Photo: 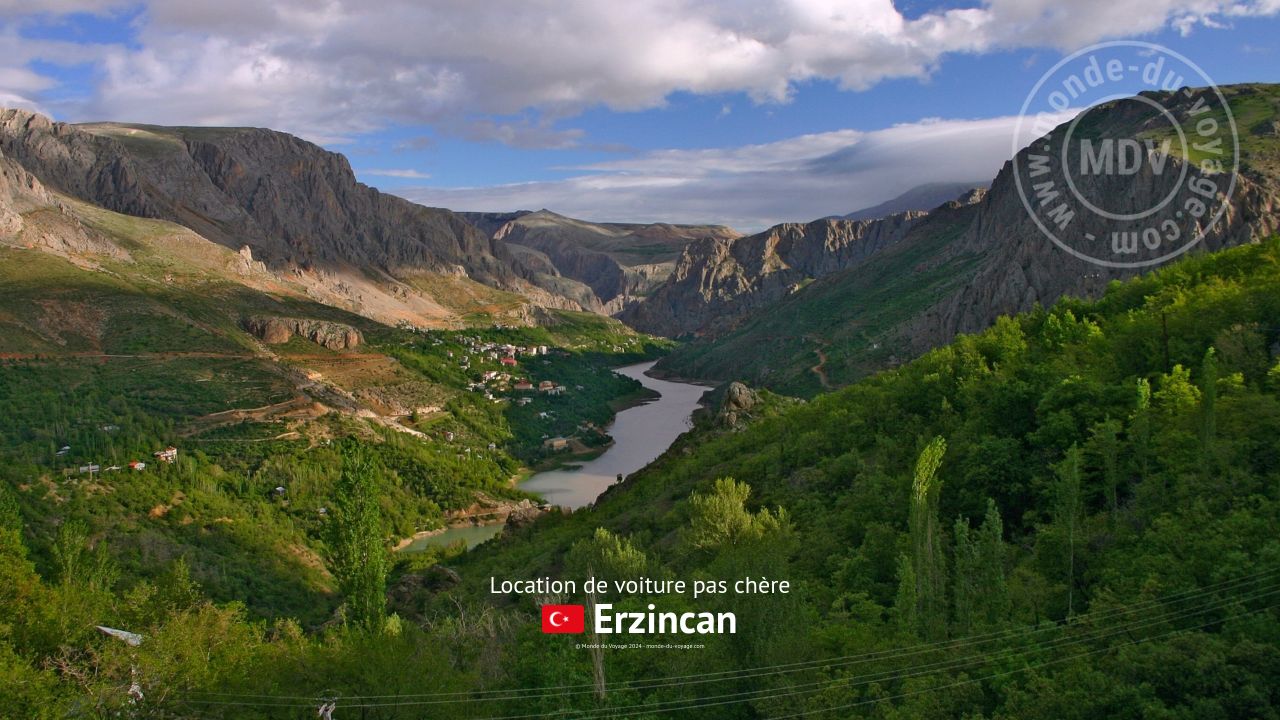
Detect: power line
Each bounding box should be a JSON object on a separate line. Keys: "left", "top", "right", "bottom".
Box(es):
{"left": 184, "top": 564, "right": 1279, "bottom": 703}
{"left": 178, "top": 578, "right": 1279, "bottom": 717}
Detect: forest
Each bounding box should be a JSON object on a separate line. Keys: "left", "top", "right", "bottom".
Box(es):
{"left": 3, "top": 237, "right": 1280, "bottom": 718}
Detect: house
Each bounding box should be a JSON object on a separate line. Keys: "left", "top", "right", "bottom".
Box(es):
{"left": 545, "top": 386, "right": 564, "bottom": 396}
{"left": 514, "top": 380, "right": 533, "bottom": 391}
{"left": 537, "top": 345, "right": 549, "bottom": 355}
{"left": 500, "top": 356, "right": 517, "bottom": 367}
{"left": 154, "top": 447, "right": 178, "bottom": 463}
{"left": 516, "top": 397, "right": 532, "bottom": 406}
{"left": 79, "top": 464, "right": 101, "bottom": 475}
{"left": 543, "top": 437, "right": 570, "bottom": 452}
{"left": 56, "top": 446, "right": 70, "bottom": 456}
{"left": 538, "top": 380, "right": 555, "bottom": 391}
{"left": 128, "top": 461, "right": 146, "bottom": 471}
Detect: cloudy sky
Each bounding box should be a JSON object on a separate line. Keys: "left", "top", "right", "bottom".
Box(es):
{"left": 2, "top": 1, "right": 1278, "bottom": 229}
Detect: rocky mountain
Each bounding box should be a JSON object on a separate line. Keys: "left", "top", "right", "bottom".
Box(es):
{"left": 0, "top": 110, "right": 587, "bottom": 327}
{"left": 618, "top": 206, "right": 937, "bottom": 338}
{"left": 651, "top": 84, "right": 1280, "bottom": 395}
{"left": 838, "top": 181, "right": 987, "bottom": 221}
{"left": 463, "top": 209, "right": 740, "bottom": 313}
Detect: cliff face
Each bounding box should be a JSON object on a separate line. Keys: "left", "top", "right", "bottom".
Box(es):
{"left": 0, "top": 147, "right": 122, "bottom": 258}
{"left": 652, "top": 84, "right": 1280, "bottom": 395}
{"left": 467, "top": 209, "right": 740, "bottom": 312}
{"left": 244, "top": 316, "right": 363, "bottom": 350}
{"left": 0, "top": 110, "right": 518, "bottom": 286}
{"left": 620, "top": 210, "right": 927, "bottom": 338}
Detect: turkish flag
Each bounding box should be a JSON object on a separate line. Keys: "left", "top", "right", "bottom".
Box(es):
{"left": 541, "top": 604, "right": 586, "bottom": 634}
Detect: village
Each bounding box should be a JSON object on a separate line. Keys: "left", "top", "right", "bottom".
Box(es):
{"left": 60, "top": 444, "right": 179, "bottom": 480}
{"left": 389, "top": 328, "right": 626, "bottom": 462}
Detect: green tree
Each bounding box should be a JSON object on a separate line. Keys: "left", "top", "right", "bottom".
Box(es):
{"left": 910, "top": 436, "right": 948, "bottom": 639}
{"left": 1052, "top": 445, "right": 1084, "bottom": 616}
{"left": 952, "top": 499, "right": 1008, "bottom": 634}
{"left": 1088, "top": 419, "right": 1123, "bottom": 524}
{"left": 328, "top": 450, "right": 389, "bottom": 632}
{"left": 684, "top": 477, "right": 789, "bottom": 550}
{"left": 1199, "top": 346, "right": 1218, "bottom": 476}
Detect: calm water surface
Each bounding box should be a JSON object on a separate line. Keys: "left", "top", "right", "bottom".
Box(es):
{"left": 520, "top": 361, "right": 709, "bottom": 509}
{"left": 404, "top": 361, "right": 707, "bottom": 551}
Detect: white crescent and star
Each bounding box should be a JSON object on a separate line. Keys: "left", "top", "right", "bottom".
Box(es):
{"left": 549, "top": 611, "right": 567, "bottom": 627}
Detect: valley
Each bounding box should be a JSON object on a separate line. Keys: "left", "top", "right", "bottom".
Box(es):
{"left": 0, "top": 39, "right": 1278, "bottom": 720}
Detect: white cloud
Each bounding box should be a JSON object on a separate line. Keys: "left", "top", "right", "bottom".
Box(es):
{"left": 357, "top": 168, "right": 431, "bottom": 179}
{"left": 397, "top": 111, "right": 1075, "bottom": 230}
{"left": 3, "top": 0, "right": 1275, "bottom": 143}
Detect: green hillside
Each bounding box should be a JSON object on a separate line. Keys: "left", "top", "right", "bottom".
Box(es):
{"left": 656, "top": 84, "right": 1280, "bottom": 399}
{"left": 4, "top": 229, "right": 1279, "bottom": 717}
{"left": 0, "top": 193, "right": 670, "bottom": 626}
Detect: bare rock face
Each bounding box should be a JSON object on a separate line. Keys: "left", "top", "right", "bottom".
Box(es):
{"left": 0, "top": 109, "right": 521, "bottom": 289}
{"left": 476, "top": 209, "right": 741, "bottom": 310}
{"left": 244, "top": 316, "right": 363, "bottom": 350}
{"left": 504, "top": 505, "right": 546, "bottom": 532}
{"left": 717, "top": 381, "right": 759, "bottom": 428}
{"left": 620, "top": 211, "right": 924, "bottom": 338}
{"left": 0, "top": 147, "right": 123, "bottom": 258}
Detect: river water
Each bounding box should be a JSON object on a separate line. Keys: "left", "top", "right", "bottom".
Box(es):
{"left": 401, "top": 361, "right": 708, "bottom": 552}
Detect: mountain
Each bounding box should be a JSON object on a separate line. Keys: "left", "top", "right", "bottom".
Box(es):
{"left": 463, "top": 209, "right": 741, "bottom": 313}
{"left": 650, "top": 83, "right": 1280, "bottom": 395}
{"left": 617, "top": 207, "right": 939, "bottom": 337}
{"left": 838, "top": 180, "right": 987, "bottom": 221}
{"left": 0, "top": 110, "right": 595, "bottom": 327}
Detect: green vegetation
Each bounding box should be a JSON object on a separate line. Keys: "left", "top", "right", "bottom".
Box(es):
{"left": 659, "top": 215, "right": 980, "bottom": 396}
{"left": 4, "top": 228, "right": 1280, "bottom": 716}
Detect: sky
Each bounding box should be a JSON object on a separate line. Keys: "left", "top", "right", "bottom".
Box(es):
{"left": 1, "top": 1, "right": 1278, "bottom": 231}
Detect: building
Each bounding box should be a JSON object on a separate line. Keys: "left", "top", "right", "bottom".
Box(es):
{"left": 500, "top": 356, "right": 518, "bottom": 367}
{"left": 514, "top": 380, "right": 534, "bottom": 391}
{"left": 153, "top": 447, "right": 178, "bottom": 463}
{"left": 128, "top": 461, "right": 146, "bottom": 471}
{"left": 543, "top": 437, "right": 570, "bottom": 452}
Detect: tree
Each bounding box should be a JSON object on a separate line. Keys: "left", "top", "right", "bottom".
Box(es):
{"left": 684, "top": 477, "right": 788, "bottom": 550}
{"left": 1199, "top": 346, "right": 1218, "bottom": 476}
{"left": 952, "top": 499, "right": 1008, "bottom": 634}
{"left": 1052, "top": 445, "right": 1084, "bottom": 616}
{"left": 328, "top": 450, "right": 389, "bottom": 633}
{"left": 910, "top": 436, "right": 948, "bottom": 639}
{"left": 1088, "top": 419, "right": 1123, "bottom": 524}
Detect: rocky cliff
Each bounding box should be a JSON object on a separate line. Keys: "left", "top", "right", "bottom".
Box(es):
{"left": 652, "top": 84, "right": 1280, "bottom": 395}
{"left": 620, "top": 210, "right": 927, "bottom": 338}
{"left": 0, "top": 109, "right": 521, "bottom": 288}
{"left": 465, "top": 209, "right": 740, "bottom": 312}
{"left": 243, "top": 316, "right": 364, "bottom": 350}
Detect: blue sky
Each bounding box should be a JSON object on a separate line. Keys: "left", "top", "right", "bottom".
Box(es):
{"left": 1, "top": 1, "right": 1278, "bottom": 229}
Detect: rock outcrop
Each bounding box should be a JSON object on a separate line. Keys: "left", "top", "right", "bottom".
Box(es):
{"left": 470, "top": 209, "right": 741, "bottom": 311}
{"left": 620, "top": 210, "right": 926, "bottom": 338}
{"left": 244, "top": 317, "right": 363, "bottom": 350}
{"left": 0, "top": 109, "right": 520, "bottom": 288}
{"left": 651, "top": 84, "right": 1280, "bottom": 395}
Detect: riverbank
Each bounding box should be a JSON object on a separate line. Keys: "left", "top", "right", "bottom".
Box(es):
{"left": 399, "top": 361, "right": 710, "bottom": 552}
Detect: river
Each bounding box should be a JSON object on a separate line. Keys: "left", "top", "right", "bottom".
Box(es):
{"left": 400, "top": 361, "right": 708, "bottom": 552}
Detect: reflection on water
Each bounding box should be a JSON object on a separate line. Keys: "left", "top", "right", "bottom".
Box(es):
{"left": 520, "top": 361, "right": 708, "bottom": 509}
{"left": 403, "top": 361, "right": 708, "bottom": 553}
{"left": 400, "top": 524, "right": 504, "bottom": 552}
